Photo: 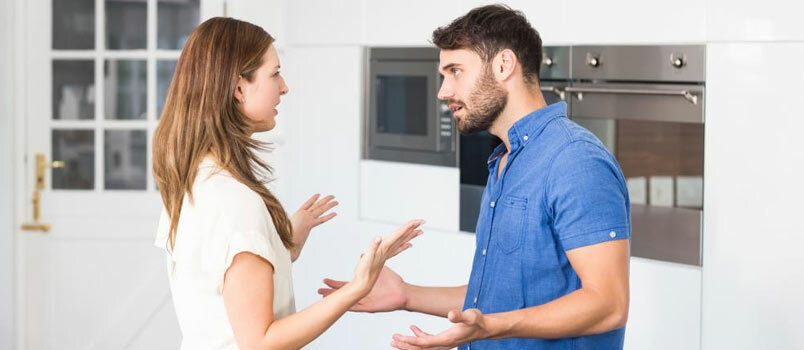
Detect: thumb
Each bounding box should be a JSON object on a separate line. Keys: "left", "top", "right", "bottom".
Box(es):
{"left": 362, "top": 237, "right": 382, "bottom": 262}
{"left": 449, "top": 309, "right": 480, "bottom": 325}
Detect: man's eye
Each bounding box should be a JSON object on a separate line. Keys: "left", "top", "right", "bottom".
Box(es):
{"left": 451, "top": 68, "right": 461, "bottom": 76}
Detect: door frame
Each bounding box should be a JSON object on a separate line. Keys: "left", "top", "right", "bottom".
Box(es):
{"left": 3, "top": 0, "right": 27, "bottom": 348}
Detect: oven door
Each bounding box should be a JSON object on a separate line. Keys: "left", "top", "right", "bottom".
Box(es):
{"left": 568, "top": 82, "right": 705, "bottom": 266}
{"left": 369, "top": 60, "right": 440, "bottom": 152}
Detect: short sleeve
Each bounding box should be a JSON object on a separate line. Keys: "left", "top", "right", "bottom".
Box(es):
{"left": 546, "top": 141, "right": 631, "bottom": 251}
{"left": 218, "top": 229, "right": 281, "bottom": 294}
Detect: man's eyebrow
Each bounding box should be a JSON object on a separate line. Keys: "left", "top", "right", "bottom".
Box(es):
{"left": 439, "top": 63, "right": 460, "bottom": 72}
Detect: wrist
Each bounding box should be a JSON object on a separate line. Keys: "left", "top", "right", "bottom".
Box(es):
{"left": 479, "top": 312, "right": 507, "bottom": 340}
{"left": 342, "top": 280, "right": 370, "bottom": 301}
{"left": 401, "top": 282, "right": 415, "bottom": 311}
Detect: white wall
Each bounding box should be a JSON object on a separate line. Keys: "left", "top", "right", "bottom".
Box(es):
{"left": 240, "top": 0, "right": 804, "bottom": 348}
{"left": 0, "top": 0, "right": 16, "bottom": 348}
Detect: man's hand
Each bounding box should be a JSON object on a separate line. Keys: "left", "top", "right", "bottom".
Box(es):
{"left": 318, "top": 266, "right": 408, "bottom": 313}
{"left": 290, "top": 194, "right": 338, "bottom": 261}
{"left": 390, "top": 309, "right": 490, "bottom": 349}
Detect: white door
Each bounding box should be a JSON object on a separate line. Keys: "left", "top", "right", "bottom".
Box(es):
{"left": 16, "top": 0, "right": 224, "bottom": 348}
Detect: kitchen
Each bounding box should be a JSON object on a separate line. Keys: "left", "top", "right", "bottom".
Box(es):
{"left": 1, "top": 0, "right": 803, "bottom": 349}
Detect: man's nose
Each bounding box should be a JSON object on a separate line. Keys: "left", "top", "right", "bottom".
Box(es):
{"left": 437, "top": 82, "right": 452, "bottom": 101}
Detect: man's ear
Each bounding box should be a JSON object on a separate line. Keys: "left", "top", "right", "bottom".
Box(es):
{"left": 493, "top": 49, "right": 518, "bottom": 82}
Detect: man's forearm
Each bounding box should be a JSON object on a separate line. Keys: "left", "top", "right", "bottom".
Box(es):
{"left": 483, "top": 287, "right": 628, "bottom": 340}
{"left": 403, "top": 285, "right": 467, "bottom": 317}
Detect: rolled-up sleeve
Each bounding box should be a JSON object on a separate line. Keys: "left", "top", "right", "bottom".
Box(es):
{"left": 545, "top": 140, "right": 631, "bottom": 251}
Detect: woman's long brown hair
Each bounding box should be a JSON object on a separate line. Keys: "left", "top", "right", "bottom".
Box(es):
{"left": 153, "top": 17, "right": 293, "bottom": 252}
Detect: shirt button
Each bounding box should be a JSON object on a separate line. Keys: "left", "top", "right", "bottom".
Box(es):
{"left": 482, "top": 249, "right": 487, "bottom": 255}
{"left": 490, "top": 201, "right": 496, "bottom": 208}
{"left": 523, "top": 135, "right": 529, "bottom": 141}
{"left": 609, "top": 231, "right": 617, "bottom": 238}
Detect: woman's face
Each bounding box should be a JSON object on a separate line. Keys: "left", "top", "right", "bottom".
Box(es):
{"left": 236, "top": 44, "right": 288, "bottom": 133}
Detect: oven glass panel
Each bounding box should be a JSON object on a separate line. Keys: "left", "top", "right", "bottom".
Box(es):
{"left": 574, "top": 117, "right": 704, "bottom": 209}
{"left": 376, "top": 75, "right": 428, "bottom": 136}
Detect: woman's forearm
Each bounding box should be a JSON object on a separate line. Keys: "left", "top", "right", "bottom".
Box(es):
{"left": 259, "top": 282, "right": 364, "bottom": 350}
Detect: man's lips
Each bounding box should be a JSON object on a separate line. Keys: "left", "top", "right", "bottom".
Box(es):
{"left": 448, "top": 104, "right": 464, "bottom": 113}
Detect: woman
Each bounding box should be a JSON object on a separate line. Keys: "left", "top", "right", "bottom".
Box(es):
{"left": 153, "top": 17, "right": 423, "bottom": 349}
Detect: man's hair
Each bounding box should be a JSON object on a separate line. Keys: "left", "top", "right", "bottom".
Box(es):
{"left": 431, "top": 4, "right": 543, "bottom": 84}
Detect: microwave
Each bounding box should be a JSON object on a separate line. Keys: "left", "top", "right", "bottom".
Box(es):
{"left": 363, "top": 47, "right": 457, "bottom": 167}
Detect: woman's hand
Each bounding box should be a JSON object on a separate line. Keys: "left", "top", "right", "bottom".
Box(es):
{"left": 290, "top": 194, "right": 338, "bottom": 262}
{"left": 349, "top": 220, "right": 424, "bottom": 297}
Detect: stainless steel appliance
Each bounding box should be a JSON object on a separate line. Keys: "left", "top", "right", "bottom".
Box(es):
{"left": 363, "top": 47, "right": 457, "bottom": 167}
{"left": 458, "top": 45, "right": 706, "bottom": 266}
{"left": 568, "top": 45, "right": 705, "bottom": 266}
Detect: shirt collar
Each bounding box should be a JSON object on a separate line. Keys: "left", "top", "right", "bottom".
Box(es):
{"left": 486, "top": 101, "right": 568, "bottom": 166}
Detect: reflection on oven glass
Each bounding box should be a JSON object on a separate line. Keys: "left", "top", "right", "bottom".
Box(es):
{"left": 574, "top": 117, "right": 704, "bottom": 209}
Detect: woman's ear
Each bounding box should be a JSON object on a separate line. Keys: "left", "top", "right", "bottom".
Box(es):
{"left": 234, "top": 76, "right": 246, "bottom": 103}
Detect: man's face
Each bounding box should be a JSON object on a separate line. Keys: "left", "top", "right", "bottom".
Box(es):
{"left": 437, "top": 49, "right": 508, "bottom": 135}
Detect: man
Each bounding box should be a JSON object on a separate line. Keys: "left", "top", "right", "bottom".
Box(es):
{"left": 319, "top": 5, "right": 631, "bottom": 349}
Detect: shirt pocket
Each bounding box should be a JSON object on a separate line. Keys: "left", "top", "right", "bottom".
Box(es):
{"left": 492, "top": 195, "right": 528, "bottom": 254}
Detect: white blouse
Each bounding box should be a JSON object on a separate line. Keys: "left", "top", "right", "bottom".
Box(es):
{"left": 154, "top": 156, "right": 296, "bottom": 350}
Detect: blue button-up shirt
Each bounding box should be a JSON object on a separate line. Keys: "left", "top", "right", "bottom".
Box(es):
{"left": 461, "top": 102, "right": 631, "bottom": 350}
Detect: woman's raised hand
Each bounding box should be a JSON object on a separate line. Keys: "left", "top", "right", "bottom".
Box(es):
{"left": 290, "top": 193, "right": 339, "bottom": 261}
{"left": 350, "top": 219, "right": 424, "bottom": 296}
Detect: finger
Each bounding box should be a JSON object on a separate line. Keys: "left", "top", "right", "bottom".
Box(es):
{"left": 448, "top": 309, "right": 478, "bottom": 325}
{"left": 384, "top": 228, "right": 423, "bottom": 256}
{"left": 314, "top": 212, "right": 337, "bottom": 226}
{"left": 311, "top": 195, "right": 336, "bottom": 211}
{"left": 317, "top": 288, "right": 335, "bottom": 297}
{"left": 387, "top": 243, "right": 412, "bottom": 259}
{"left": 362, "top": 237, "right": 382, "bottom": 263}
{"left": 322, "top": 278, "right": 347, "bottom": 288}
{"left": 392, "top": 334, "right": 429, "bottom": 347}
{"left": 382, "top": 221, "right": 424, "bottom": 253}
{"left": 390, "top": 340, "right": 420, "bottom": 350}
{"left": 447, "top": 310, "right": 460, "bottom": 323}
{"left": 410, "top": 325, "right": 432, "bottom": 337}
{"left": 312, "top": 200, "right": 339, "bottom": 217}
{"left": 302, "top": 194, "right": 320, "bottom": 210}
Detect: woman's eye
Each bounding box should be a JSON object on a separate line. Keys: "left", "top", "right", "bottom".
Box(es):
{"left": 272, "top": 71, "right": 280, "bottom": 77}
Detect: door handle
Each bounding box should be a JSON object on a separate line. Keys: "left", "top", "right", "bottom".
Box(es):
{"left": 21, "top": 153, "right": 63, "bottom": 233}
{"left": 540, "top": 86, "right": 566, "bottom": 100}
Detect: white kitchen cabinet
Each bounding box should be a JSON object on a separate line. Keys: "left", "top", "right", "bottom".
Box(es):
{"left": 625, "top": 258, "right": 702, "bottom": 350}
{"left": 360, "top": 160, "right": 460, "bottom": 232}
{"left": 280, "top": 46, "right": 364, "bottom": 213}
{"left": 707, "top": 0, "right": 804, "bottom": 42}
{"left": 285, "top": 0, "right": 364, "bottom": 46}
{"left": 702, "top": 43, "right": 804, "bottom": 349}
{"left": 565, "top": 0, "right": 706, "bottom": 44}
{"left": 225, "top": 0, "right": 285, "bottom": 49}
{"left": 365, "top": 0, "right": 464, "bottom": 46}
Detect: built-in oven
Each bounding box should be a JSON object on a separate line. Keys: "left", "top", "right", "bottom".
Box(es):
{"left": 363, "top": 47, "right": 457, "bottom": 167}
{"left": 459, "top": 46, "right": 570, "bottom": 232}
{"left": 458, "top": 45, "right": 706, "bottom": 266}
{"left": 568, "top": 45, "right": 705, "bottom": 266}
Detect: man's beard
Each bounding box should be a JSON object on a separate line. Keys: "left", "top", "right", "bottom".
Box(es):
{"left": 453, "top": 67, "right": 508, "bottom": 135}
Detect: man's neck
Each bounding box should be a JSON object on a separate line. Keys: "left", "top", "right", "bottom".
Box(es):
{"left": 489, "top": 89, "right": 548, "bottom": 153}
